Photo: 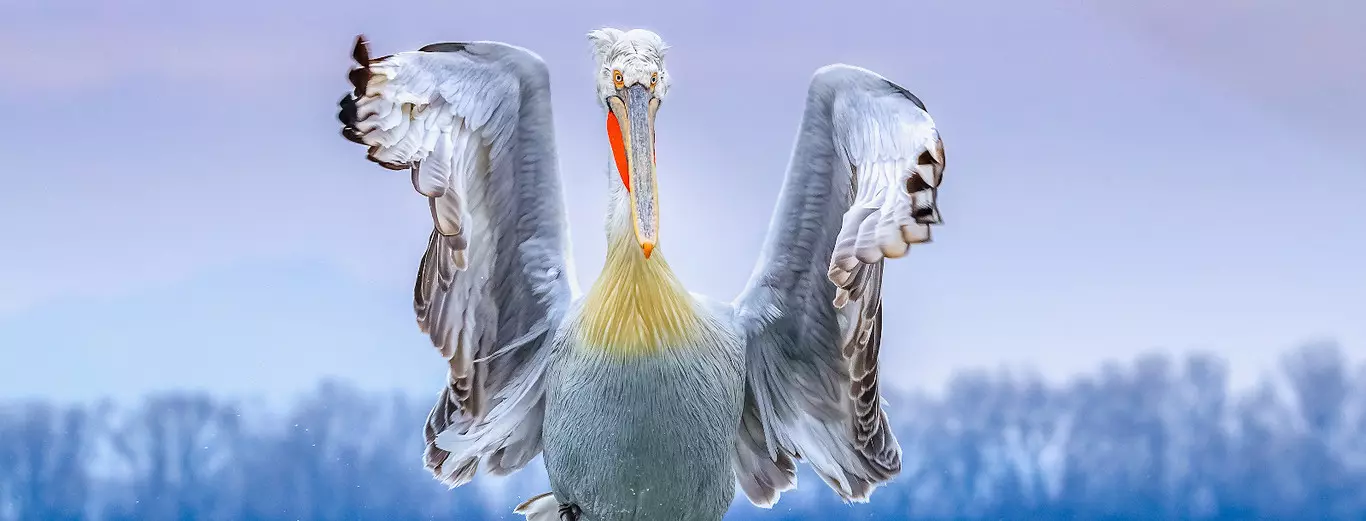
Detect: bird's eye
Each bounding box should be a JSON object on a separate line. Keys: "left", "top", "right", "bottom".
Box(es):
{"left": 613, "top": 70, "right": 624, "bottom": 87}
{"left": 650, "top": 73, "right": 658, "bottom": 86}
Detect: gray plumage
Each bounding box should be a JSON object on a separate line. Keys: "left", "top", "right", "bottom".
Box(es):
{"left": 337, "top": 28, "right": 946, "bottom": 521}
{"left": 543, "top": 299, "right": 745, "bottom": 521}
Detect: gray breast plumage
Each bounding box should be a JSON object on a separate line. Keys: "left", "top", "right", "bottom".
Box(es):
{"left": 541, "top": 301, "right": 746, "bottom": 521}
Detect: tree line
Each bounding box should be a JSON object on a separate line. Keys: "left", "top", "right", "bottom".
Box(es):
{"left": 1, "top": 342, "right": 1362, "bottom": 520}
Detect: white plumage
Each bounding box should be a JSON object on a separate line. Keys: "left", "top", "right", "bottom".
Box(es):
{"left": 337, "top": 28, "right": 947, "bottom": 521}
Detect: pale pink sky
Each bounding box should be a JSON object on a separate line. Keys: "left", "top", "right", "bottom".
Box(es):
{"left": 1, "top": 0, "right": 1362, "bottom": 401}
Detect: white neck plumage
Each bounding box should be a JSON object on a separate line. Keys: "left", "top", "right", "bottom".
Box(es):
{"left": 576, "top": 167, "right": 704, "bottom": 356}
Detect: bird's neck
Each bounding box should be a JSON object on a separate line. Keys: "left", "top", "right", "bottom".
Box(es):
{"left": 578, "top": 189, "right": 705, "bottom": 355}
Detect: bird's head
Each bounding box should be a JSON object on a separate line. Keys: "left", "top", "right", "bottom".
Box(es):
{"left": 589, "top": 28, "right": 671, "bottom": 107}
{"left": 588, "top": 27, "right": 669, "bottom": 259}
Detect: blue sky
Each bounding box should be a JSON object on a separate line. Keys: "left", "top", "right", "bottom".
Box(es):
{"left": 1, "top": 0, "right": 1362, "bottom": 402}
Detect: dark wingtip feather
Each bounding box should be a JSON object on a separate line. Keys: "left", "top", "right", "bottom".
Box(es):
{"left": 340, "top": 128, "right": 364, "bottom": 145}
{"left": 348, "top": 35, "right": 373, "bottom": 98}
{"left": 352, "top": 34, "right": 370, "bottom": 65}
{"left": 419, "top": 42, "right": 471, "bottom": 53}
{"left": 339, "top": 38, "right": 370, "bottom": 147}
{"left": 337, "top": 94, "right": 355, "bottom": 124}
{"left": 340, "top": 36, "right": 414, "bottom": 167}
{"left": 337, "top": 95, "right": 364, "bottom": 145}
{"left": 884, "top": 79, "right": 927, "bottom": 112}
{"left": 348, "top": 67, "right": 370, "bottom": 98}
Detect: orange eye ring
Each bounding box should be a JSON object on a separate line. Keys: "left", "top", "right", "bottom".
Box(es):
{"left": 650, "top": 72, "right": 658, "bottom": 87}
{"left": 612, "top": 70, "right": 624, "bottom": 88}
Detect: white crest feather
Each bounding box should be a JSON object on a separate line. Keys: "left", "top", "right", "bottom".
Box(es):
{"left": 587, "top": 27, "right": 672, "bottom": 102}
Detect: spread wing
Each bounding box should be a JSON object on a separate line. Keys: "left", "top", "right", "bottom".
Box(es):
{"left": 338, "top": 36, "right": 573, "bottom": 487}
{"left": 731, "top": 64, "right": 946, "bottom": 505}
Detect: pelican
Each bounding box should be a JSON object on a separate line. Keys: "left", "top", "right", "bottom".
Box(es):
{"left": 337, "top": 27, "right": 946, "bottom": 521}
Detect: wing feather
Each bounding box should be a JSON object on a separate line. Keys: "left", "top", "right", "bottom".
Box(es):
{"left": 732, "top": 64, "right": 946, "bottom": 505}
{"left": 338, "top": 36, "right": 572, "bottom": 487}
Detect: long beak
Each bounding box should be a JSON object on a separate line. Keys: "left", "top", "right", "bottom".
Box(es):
{"left": 607, "top": 84, "right": 660, "bottom": 259}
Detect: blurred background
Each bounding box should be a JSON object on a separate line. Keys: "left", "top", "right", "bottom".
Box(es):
{"left": 1, "top": 0, "right": 1363, "bottom": 519}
